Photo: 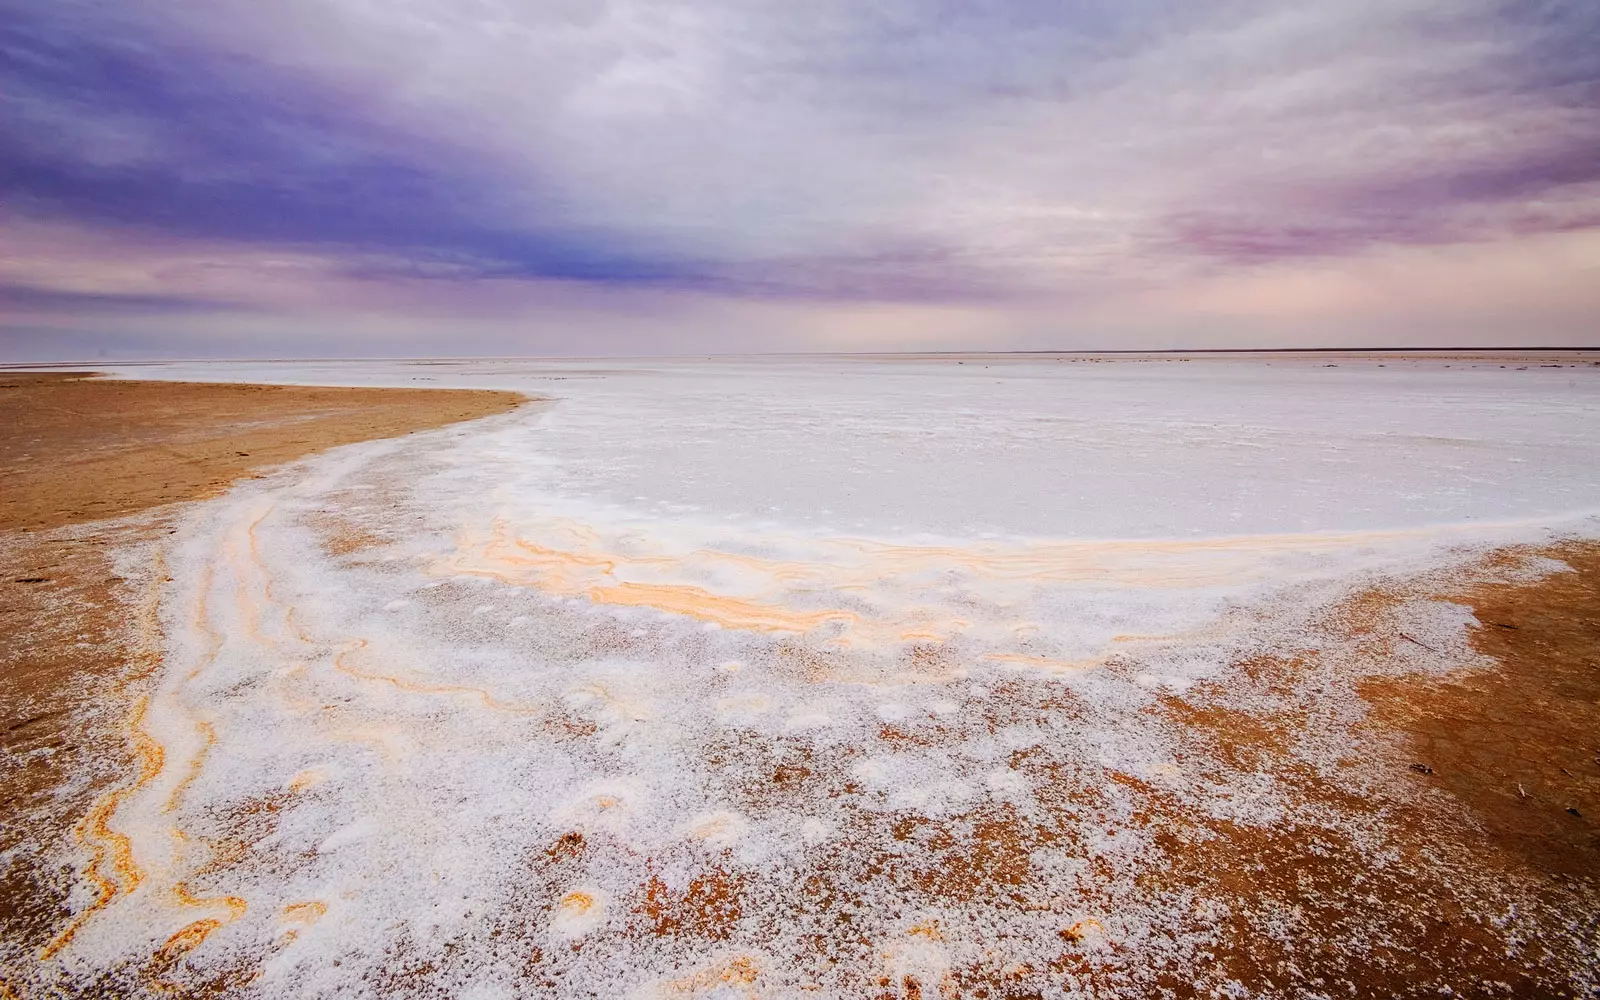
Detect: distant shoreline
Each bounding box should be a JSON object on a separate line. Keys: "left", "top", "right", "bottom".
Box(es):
{"left": 4, "top": 346, "right": 1600, "bottom": 367}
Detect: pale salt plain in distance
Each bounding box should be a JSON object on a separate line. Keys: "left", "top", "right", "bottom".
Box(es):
{"left": 34, "top": 354, "right": 1600, "bottom": 996}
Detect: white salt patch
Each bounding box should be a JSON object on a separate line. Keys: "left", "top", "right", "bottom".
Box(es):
{"left": 799, "top": 818, "right": 832, "bottom": 844}
{"left": 549, "top": 887, "right": 608, "bottom": 940}
{"left": 317, "top": 818, "right": 376, "bottom": 853}
{"left": 985, "top": 768, "right": 1031, "bottom": 797}
{"left": 784, "top": 709, "right": 832, "bottom": 731}
{"left": 850, "top": 758, "right": 888, "bottom": 785}
{"left": 686, "top": 811, "right": 747, "bottom": 849}
{"left": 713, "top": 693, "right": 772, "bottom": 725}
{"left": 875, "top": 702, "right": 913, "bottom": 723}
{"left": 553, "top": 781, "right": 645, "bottom": 837}
{"left": 32, "top": 357, "right": 1600, "bottom": 998}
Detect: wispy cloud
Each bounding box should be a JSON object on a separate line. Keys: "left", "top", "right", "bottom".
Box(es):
{"left": 2, "top": 0, "right": 1597, "bottom": 354}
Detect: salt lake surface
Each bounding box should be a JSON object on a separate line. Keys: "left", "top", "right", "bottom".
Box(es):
{"left": 33, "top": 356, "right": 1600, "bottom": 996}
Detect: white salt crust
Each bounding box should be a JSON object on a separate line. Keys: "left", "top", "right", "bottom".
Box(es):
{"left": 16, "top": 358, "right": 1600, "bottom": 997}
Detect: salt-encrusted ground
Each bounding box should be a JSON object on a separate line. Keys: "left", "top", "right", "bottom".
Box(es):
{"left": 13, "top": 355, "right": 1600, "bottom": 997}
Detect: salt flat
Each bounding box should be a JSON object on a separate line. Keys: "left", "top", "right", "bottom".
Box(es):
{"left": 23, "top": 355, "right": 1600, "bottom": 997}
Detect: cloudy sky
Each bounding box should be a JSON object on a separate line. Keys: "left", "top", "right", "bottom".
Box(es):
{"left": 3, "top": 0, "right": 1597, "bottom": 359}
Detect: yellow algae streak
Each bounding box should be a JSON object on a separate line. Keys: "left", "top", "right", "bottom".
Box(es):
{"left": 282, "top": 900, "right": 327, "bottom": 925}
{"left": 664, "top": 955, "right": 760, "bottom": 996}
{"left": 981, "top": 652, "right": 1102, "bottom": 674}
{"left": 288, "top": 769, "right": 326, "bottom": 792}
{"left": 330, "top": 638, "right": 542, "bottom": 714}
{"left": 174, "top": 882, "right": 247, "bottom": 924}
{"left": 441, "top": 521, "right": 856, "bottom": 634}
{"left": 278, "top": 901, "right": 328, "bottom": 945}
{"left": 40, "top": 696, "right": 167, "bottom": 961}
{"left": 1059, "top": 917, "right": 1104, "bottom": 942}
{"left": 550, "top": 887, "right": 608, "bottom": 938}
{"left": 41, "top": 554, "right": 174, "bottom": 961}
{"left": 436, "top": 515, "right": 1453, "bottom": 652}
{"left": 174, "top": 882, "right": 247, "bottom": 914}
{"left": 147, "top": 917, "right": 222, "bottom": 980}
{"left": 588, "top": 581, "right": 855, "bottom": 632}
{"left": 558, "top": 891, "right": 596, "bottom": 914}
{"left": 163, "top": 719, "right": 217, "bottom": 813}
{"left": 125, "top": 860, "right": 250, "bottom": 981}
{"left": 509, "top": 535, "right": 619, "bottom": 592}
{"left": 899, "top": 622, "right": 969, "bottom": 643}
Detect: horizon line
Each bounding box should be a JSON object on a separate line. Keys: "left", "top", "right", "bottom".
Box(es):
{"left": 5, "top": 345, "right": 1600, "bottom": 368}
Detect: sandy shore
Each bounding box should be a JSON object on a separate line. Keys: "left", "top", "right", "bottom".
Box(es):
{"left": 0, "top": 373, "right": 523, "bottom": 985}
{"left": 2, "top": 372, "right": 1596, "bottom": 997}
{"left": 1, "top": 372, "right": 523, "bottom": 532}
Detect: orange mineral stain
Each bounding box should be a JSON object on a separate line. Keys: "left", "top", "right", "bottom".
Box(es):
{"left": 283, "top": 900, "right": 328, "bottom": 925}
{"left": 278, "top": 901, "right": 328, "bottom": 945}
{"left": 164, "top": 719, "right": 217, "bottom": 813}
{"left": 39, "top": 696, "right": 166, "bottom": 960}
{"left": 908, "top": 920, "right": 944, "bottom": 941}
{"left": 331, "top": 639, "right": 541, "bottom": 714}
{"left": 174, "top": 882, "right": 247, "bottom": 920}
{"left": 288, "top": 769, "right": 326, "bottom": 792}
{"left": 665, "top": 955, "right": 760, "bottom": 996}
{"left": 151, "top": 917, "right": 222, "bottom": 972}
{"left": 587, "top": 581, "right": 855, "bottom": 633}
{"left": 981, "top": 652, "right": 1102, "bottom": 673}
{"left": 559, "top": 891, "right": 596, "bottom": 914}
{"left": 1059, "top": 918, "right": 1104, "bottom": 943}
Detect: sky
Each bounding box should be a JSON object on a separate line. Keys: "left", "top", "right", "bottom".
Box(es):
{"left": 2, "top": 0, "right": 1598, "bottom": 359}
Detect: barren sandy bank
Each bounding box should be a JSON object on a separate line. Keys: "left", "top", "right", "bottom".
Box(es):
{"left": 1, "top": 373, "right": 524, "bottom": 987}
{"left": 0, "top": 372, "right": 523, "bottom": 532}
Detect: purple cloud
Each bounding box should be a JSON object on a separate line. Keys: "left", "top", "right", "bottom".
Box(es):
{"left": 1, "top": 0, "right": 1597, "bottom": 354}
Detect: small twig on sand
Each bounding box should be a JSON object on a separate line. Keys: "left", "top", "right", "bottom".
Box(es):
{"left": 1399, "top": 632, "right": 1438, "bottom": 653}
{"left": 1517, "top": 783, "right": 1529, "bottom": 799}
